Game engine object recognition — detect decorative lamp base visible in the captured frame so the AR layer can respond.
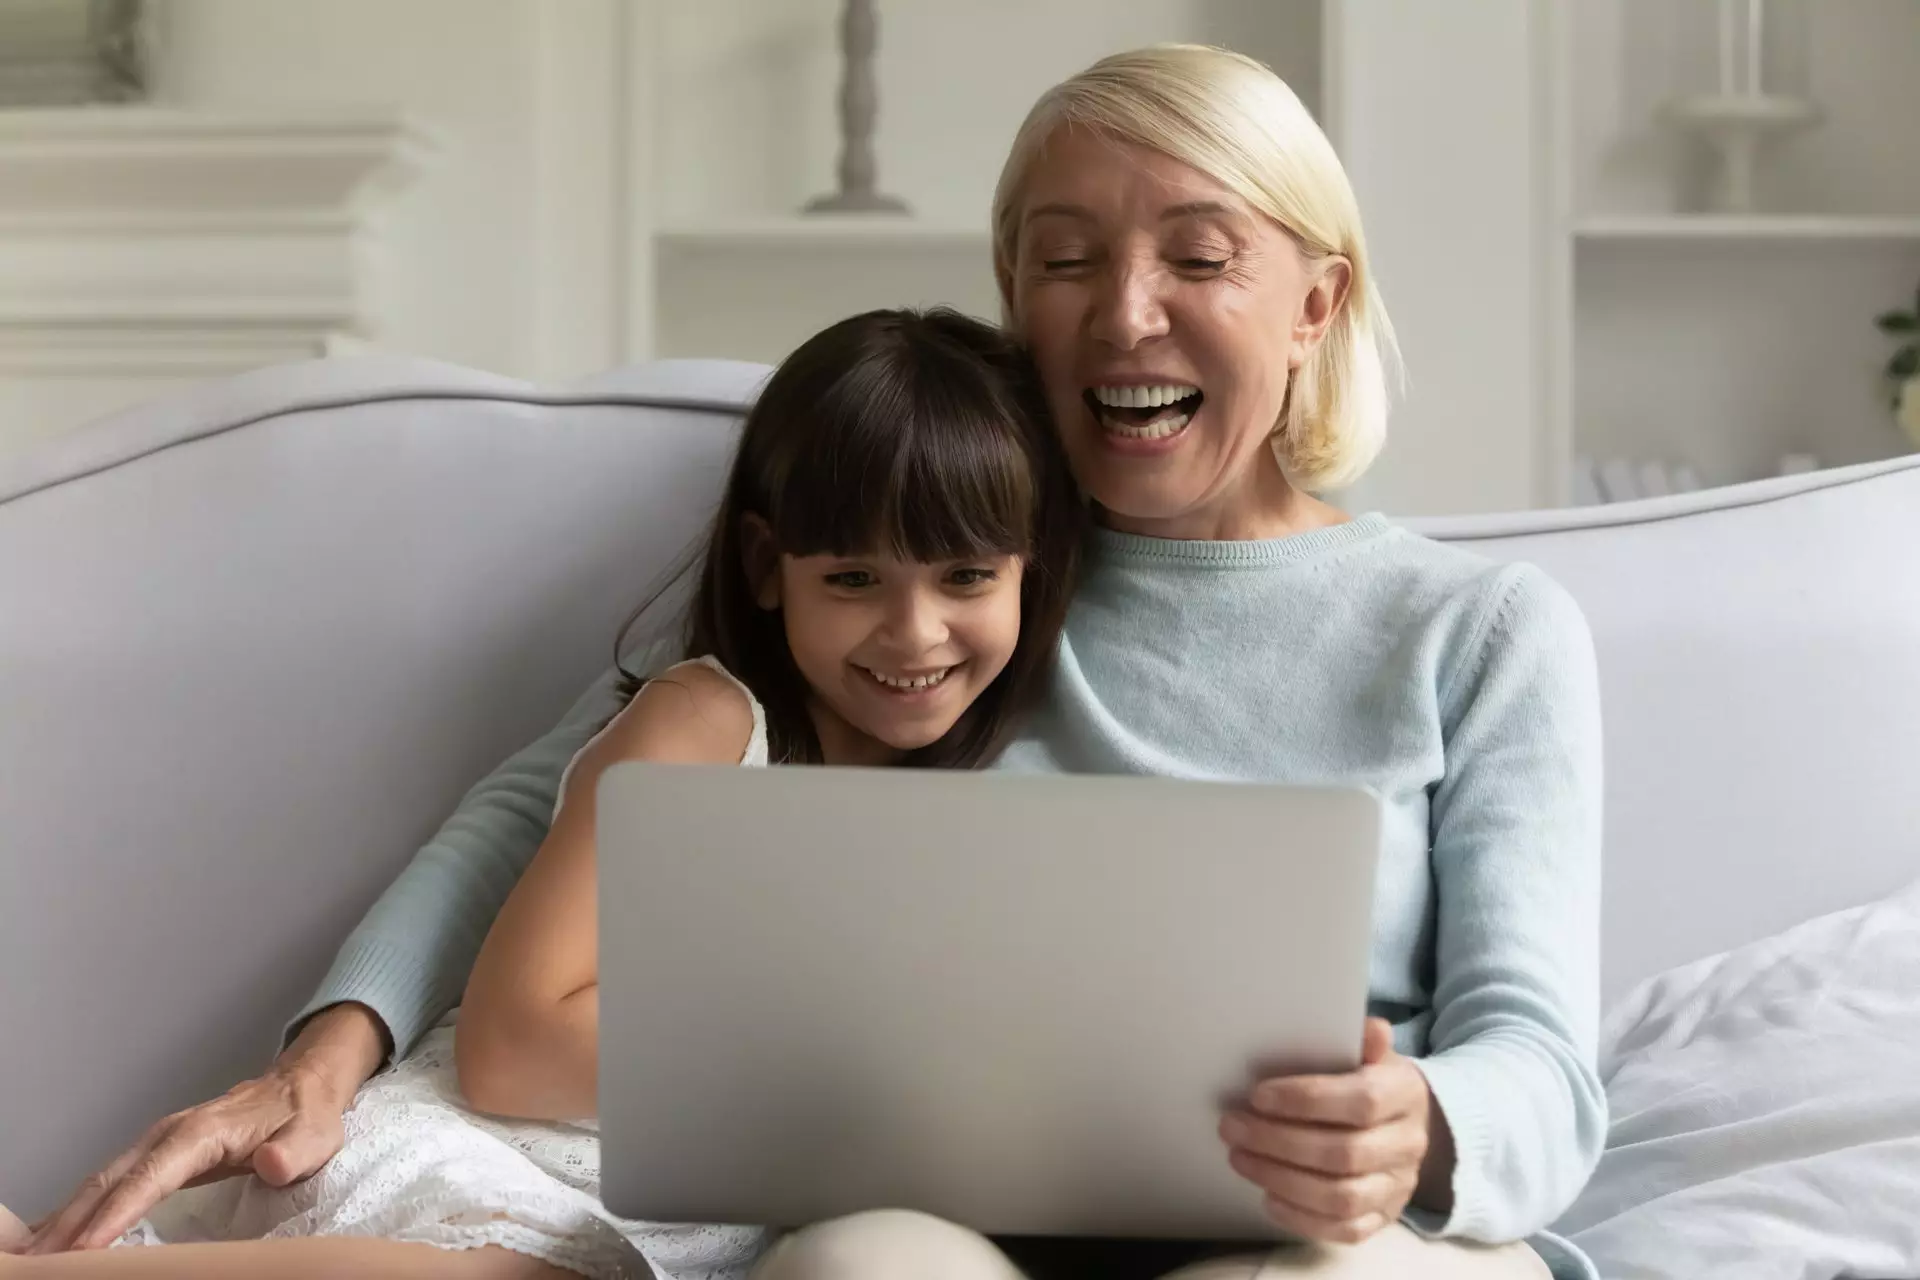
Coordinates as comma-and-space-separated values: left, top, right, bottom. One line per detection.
1660, 93, 1822, 214
803, 191, 912, 215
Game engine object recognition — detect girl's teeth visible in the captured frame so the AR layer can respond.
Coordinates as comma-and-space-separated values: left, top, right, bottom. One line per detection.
870, 667, 950, 690
1105, 411, 1191, 440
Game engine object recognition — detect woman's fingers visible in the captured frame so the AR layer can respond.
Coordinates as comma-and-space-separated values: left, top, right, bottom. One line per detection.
252, 1103, 348, 1188
26, 1064, 335, 1255
1254, 1186, 1391, 1247
30, 1115, 234, 1254
1251, 1057, 1427, 1129
1220, 1110, 1427, 1178
62, 1122, 242, 1252
23, 1114, 175, 1254
1221, 1032, 1434, 1245
1359, 1017, 1394, 1065
1227, 1147, 1415, 1228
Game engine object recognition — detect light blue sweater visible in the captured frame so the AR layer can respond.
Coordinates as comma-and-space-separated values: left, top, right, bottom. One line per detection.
291, 512, 1605, 1275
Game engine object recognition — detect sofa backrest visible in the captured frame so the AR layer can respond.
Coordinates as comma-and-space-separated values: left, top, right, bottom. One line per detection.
0, 357, 757, 1217
1406, 466, 1920, 1007
4, 355, 1917, 1218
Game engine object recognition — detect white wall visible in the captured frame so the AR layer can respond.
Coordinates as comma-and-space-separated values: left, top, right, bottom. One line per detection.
152, 0, 624, 382
1323, 0, 1547, 516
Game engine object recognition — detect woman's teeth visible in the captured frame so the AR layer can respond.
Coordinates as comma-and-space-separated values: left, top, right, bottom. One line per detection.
1087, 384, 1201, 440
1107, 412, 1191, 440
866, 666, 951, 691
1091, 384, 1199, 409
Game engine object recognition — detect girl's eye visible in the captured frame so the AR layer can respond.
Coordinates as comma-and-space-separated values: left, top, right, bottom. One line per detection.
824, 570, 876, 589
948, 566, 998, 587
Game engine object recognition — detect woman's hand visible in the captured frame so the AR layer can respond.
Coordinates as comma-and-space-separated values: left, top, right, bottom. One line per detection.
24, 1002, 386, 1254
1219, 1017, 1451, 1244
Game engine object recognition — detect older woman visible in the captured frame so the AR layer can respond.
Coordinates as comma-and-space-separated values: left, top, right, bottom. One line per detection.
750, 45, 1603, 1280
15, 43, 1602, 1280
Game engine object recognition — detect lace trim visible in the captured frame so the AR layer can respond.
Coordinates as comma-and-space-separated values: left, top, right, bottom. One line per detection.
115, 1027, 768, 1280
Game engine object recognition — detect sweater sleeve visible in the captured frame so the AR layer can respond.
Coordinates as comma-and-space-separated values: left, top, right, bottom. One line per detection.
1406, 563, 1608, 1243
281, 658, 640, 1065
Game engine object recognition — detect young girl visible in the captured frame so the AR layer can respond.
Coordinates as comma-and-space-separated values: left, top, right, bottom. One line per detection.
0, 308, 1083, 1280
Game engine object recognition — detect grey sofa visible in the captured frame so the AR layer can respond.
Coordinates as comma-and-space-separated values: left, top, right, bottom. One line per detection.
4, 355, 1918, 1227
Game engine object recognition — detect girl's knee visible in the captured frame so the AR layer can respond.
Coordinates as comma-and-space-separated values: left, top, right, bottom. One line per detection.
750, 1209, 1024, 1280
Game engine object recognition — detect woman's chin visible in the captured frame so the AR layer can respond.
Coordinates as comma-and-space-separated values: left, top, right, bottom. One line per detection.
1068, 444, 1209, 520
1083, 481, 1213, 534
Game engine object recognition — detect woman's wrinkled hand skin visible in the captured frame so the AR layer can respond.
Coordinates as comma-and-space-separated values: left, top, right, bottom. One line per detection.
23, 1060, 351, 1255
1219, 1017, 1452, 1244
22, 1003, 385, 1255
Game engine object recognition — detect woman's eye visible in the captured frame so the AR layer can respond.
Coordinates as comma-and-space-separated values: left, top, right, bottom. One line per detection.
824, 570, 875, 589
1177, 257, 1228, 272
1036, 246, 1094, 272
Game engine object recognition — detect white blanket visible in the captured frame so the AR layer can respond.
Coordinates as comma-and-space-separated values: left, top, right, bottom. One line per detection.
1556, 879, 1920, 1279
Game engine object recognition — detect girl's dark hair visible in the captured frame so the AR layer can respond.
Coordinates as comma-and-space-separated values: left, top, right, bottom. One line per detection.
614, 307, 1083, 767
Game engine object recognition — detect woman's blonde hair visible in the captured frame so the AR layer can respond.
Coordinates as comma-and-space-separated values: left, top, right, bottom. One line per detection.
991, 44, 1398, 492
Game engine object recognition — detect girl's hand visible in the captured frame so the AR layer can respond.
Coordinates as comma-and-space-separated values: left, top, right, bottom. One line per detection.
1218, 1017, 1448, 1244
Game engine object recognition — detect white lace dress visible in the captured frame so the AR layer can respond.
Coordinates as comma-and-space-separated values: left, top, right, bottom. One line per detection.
119, 657, 774, 1280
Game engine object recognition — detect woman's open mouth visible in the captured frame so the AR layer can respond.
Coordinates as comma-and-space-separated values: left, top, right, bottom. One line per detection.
1084, 384, 1202, 444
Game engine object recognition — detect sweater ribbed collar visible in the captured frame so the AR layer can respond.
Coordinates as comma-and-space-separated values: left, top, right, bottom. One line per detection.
1091, 511, 1394, 568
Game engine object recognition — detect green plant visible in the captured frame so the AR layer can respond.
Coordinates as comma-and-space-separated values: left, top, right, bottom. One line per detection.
1877, 283, 1920, 405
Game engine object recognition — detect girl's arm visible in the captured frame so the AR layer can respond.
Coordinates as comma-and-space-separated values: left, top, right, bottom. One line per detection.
455, 663, 755, 1120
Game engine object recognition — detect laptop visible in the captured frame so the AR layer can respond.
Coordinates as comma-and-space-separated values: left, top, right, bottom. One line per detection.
596, 763, 1382, 1240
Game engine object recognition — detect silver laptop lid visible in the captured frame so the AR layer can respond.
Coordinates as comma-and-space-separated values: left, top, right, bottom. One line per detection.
598, 764, 1381, 1240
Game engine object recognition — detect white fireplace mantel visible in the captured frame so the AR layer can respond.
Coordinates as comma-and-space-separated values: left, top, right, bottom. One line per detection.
0, 106, 433, 454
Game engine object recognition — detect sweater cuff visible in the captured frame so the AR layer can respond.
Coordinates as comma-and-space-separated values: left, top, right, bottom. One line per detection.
1404, 1050, 1500, 1240
281, 935, 457, 1068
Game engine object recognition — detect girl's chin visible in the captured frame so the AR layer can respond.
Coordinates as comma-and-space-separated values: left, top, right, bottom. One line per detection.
827, 702, 965, 760
863, 720, 960, 754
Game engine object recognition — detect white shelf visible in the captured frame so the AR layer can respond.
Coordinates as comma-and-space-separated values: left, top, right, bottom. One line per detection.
655, 217, 988, 250
1573, 214, 1920, 242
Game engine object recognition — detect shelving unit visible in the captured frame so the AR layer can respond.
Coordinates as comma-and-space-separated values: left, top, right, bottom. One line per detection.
1572, 214, 1920, 243
1544, 0, 1920, 504
632, 0, 1324, 367
653, 218, 988, 249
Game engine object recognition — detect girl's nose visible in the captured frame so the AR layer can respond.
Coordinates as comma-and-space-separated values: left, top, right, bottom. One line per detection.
879, 587, 947, 654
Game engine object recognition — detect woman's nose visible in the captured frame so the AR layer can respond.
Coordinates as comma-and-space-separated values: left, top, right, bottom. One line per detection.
1087, 258, 1171, 351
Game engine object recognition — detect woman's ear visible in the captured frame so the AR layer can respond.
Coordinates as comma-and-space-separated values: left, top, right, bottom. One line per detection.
740, 514, 782, 610
1290, 255, 1353, 369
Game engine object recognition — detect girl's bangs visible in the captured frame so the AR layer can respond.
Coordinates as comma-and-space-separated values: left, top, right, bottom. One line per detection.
770, 394, 1037, 564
